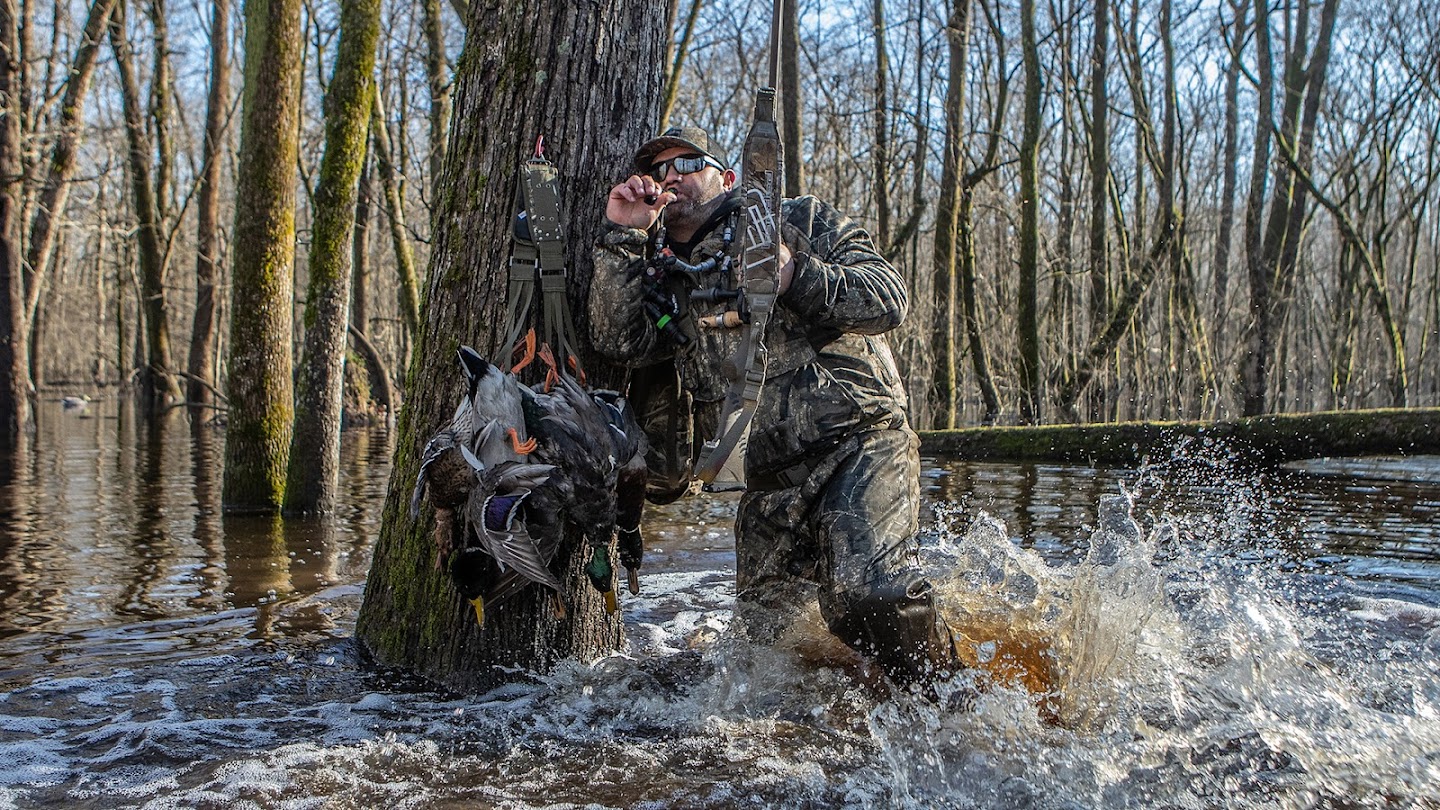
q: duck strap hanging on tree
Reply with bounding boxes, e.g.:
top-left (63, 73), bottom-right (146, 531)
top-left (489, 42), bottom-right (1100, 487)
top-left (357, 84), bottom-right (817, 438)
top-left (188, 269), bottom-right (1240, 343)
top-left (503, 137), bottom-right (585, 376)
top-left (693, 0), bottom-right (787, 491)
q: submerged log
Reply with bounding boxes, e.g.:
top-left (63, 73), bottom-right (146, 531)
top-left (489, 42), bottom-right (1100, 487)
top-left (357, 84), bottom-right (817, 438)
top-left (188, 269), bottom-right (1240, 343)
top-left (919, 408), bottom-right (1440, 466)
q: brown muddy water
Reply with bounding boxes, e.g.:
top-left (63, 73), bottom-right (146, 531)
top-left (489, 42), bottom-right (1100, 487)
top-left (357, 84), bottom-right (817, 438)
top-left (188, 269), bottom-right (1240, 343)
top-left (1, 397), bottom-right (1438, 808)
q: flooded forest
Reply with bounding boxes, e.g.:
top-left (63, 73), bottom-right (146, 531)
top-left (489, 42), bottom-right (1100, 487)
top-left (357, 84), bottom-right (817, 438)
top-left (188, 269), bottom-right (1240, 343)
top-left (1, 0), bottom-right (1439, 806)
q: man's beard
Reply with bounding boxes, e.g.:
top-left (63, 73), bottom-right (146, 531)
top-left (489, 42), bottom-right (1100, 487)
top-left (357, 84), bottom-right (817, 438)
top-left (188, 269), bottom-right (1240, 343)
top-left (663, 176), bottom-right (725, 232)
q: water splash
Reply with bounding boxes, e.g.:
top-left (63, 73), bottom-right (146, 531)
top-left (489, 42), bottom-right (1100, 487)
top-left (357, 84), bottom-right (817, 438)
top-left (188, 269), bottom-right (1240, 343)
top-left (867, 484), bottom-right (1440, 807)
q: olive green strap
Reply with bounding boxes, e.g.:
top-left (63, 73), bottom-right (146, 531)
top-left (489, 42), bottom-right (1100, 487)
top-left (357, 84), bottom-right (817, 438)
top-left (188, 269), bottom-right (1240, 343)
top-left (504, 150), bottom-right (585, 375)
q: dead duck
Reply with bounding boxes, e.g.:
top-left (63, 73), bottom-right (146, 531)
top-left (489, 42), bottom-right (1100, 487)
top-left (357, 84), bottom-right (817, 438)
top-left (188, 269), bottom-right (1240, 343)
top-left (457, 345), bottom-right (536, 462)
top-left (454, 428), bottom-right (567, 626)
top-left (520, 364), bottom-right (652, 610)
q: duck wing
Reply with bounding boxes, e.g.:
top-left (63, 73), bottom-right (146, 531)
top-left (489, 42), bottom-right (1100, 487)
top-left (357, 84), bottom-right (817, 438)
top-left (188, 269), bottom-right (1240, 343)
top-left (464, 462), bottom-right (564, 594)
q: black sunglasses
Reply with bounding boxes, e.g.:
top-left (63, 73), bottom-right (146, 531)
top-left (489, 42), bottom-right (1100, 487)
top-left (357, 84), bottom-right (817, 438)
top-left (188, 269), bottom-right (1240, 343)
top-left (648, 154), bottom-right (725, 182)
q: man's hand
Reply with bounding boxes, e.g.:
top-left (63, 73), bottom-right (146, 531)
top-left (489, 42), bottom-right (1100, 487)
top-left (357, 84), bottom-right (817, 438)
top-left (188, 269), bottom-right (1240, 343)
top-left (778, 243), bottom-right (794, 294)
top-left (606, 175), bottom-right (677, 229)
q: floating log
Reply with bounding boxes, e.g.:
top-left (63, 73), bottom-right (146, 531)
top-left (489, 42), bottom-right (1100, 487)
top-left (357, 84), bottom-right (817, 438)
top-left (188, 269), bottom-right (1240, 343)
top-left (918, 408), bottom-right (1440, 466)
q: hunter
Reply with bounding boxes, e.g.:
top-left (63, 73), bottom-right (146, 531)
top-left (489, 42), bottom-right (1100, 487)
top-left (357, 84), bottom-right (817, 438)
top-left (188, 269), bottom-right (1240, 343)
top-left (588, 125), bottom-right (955, 686)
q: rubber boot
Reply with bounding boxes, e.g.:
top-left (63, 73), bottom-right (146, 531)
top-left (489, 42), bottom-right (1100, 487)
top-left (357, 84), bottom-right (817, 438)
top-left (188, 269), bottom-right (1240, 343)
top-left (829, 572), bottom-right (957, 687)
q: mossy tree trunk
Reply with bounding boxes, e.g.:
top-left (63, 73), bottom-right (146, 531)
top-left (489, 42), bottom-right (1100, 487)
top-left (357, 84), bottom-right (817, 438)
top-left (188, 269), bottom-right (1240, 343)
top-left (355, 0), bottom-right (668, 693)
top-left (222, 0), bottom-right (304, 511)
top-left (284, 0), bottom-right (382, 514)
top-left (920, 408), bottom-right (1440, 467)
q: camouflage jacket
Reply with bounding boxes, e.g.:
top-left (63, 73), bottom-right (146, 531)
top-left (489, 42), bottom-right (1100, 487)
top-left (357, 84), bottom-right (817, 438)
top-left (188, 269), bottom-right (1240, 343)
top-left (589, 194), bottom-right (913, 499)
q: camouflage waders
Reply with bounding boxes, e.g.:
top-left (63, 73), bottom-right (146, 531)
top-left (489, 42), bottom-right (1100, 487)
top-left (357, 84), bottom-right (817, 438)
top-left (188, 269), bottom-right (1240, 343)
top-left (590, 193), bottom-right (952, 684)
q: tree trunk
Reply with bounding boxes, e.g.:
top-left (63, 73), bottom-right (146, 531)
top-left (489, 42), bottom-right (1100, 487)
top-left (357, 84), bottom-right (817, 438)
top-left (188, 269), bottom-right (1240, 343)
top-left (355, 0), bottom-right (667, 693)
top-left (930, 0), bottom-right (969, 429)
top-left (187, 0), bottom-right (228, 409)
top-left (420, 0), bottom-right (451, 194)
top-left (0, 0), bottom-right (27, 439)
top-left (223, 0), bottom-right (304, 512)
top-left (1239, 0), bottom-right (1273, 416)
top-left (780, 0), bottom-right (801, 196)
top-left (284, 0), bottom-right (381, 514)
top-left (1084, 0), bottom-right (1108, 421)
top-left (1017, 0), bottom-right (1042, 423)
top-left (351, 134), bottom-right (373, 338)
top-left (110, 0), bottom-right (182, 414)
top-left (1240, 0), bottom-right (1339, 416)
top-left (370, 93), bottom-right (420, 339)
top-left (871, 0), bottom-right (891, 250)
top-left (1212, 0), bottom-right (1245, 343)
top-left (659, 0), bottom-right (701, 132)
top-left (147, 0), bottom-right (173, 224)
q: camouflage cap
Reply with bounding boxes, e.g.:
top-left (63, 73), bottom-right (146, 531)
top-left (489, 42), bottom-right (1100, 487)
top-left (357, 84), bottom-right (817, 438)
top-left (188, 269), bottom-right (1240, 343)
top-left (634, 125), bottom-right (729, 173)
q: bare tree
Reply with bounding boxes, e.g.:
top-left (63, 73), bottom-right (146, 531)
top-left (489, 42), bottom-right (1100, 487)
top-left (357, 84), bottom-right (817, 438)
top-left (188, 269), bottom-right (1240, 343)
top-left (871, 0), bottom-right (891, 249)
top-left (22, 0), bottom-right (117, 391)
top-left (187, 0), bottom-right (229, 409)
top-left (110, 0), bottom-right (183, 412)
top-left (420, 0), bottom-right (451, 191)
top-left (370, 92), bottom-right (420, 341)
top-left (1239, 0), bottom-right (1341, 415)
top-left (660, 0), bottom-right (703, 131)
top-left (930, 0), bottom-right (974, 428)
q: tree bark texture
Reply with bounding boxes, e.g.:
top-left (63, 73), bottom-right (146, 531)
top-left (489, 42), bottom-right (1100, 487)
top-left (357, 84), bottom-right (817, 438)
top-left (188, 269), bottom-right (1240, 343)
top-left (370, 93), bottom-right (420, 338)
top-left (355, 0), bottom-right (668, 693)
top-left (187, 0), bottom-right (228, 409)
top-left (780, 0), bottom-right (801, 196)
top-left (1017, 0), bottom-right (1042, 424)
top-left (871, 0), bottom-right (891, 250)
top-left (284, 0), bottom-right (381, 514)
top-left (110, 0), bottom-right (182, 413)
top-left (0, 0), bottom-right (30, 439)
top-left (930, 0), bottom-right (971, 429)
top-left (223, 0), bottom-right (304, 511)
top-left (420, 0), bottom-right (451, 193)
top-left (920, 408), bottom-right (1440, 467)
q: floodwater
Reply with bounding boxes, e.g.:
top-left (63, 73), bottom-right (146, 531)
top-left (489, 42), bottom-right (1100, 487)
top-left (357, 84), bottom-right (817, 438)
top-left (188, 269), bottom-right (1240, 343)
top-left (1, 398), bottom-right (1438, 808)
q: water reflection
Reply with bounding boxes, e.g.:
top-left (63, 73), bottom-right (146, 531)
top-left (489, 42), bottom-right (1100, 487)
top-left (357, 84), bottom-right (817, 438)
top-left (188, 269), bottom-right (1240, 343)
top-left (0, 398), bottom-right (392, 675)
